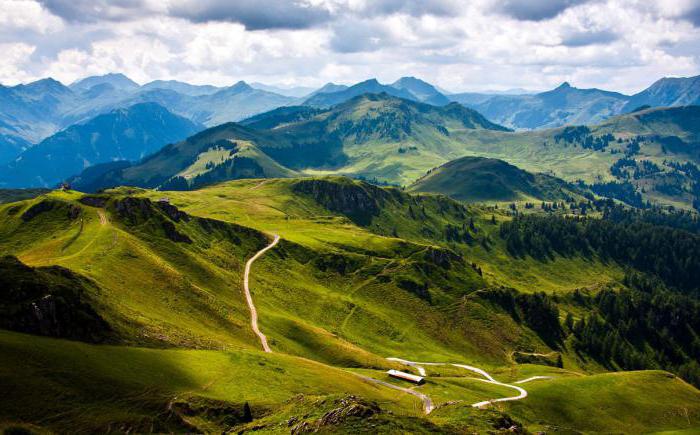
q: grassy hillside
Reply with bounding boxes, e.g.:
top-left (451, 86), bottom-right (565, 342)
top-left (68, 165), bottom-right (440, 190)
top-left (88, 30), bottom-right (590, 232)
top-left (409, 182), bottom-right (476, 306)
top-left (78, 93), bottom-right (510, 191)
top-left (409, 156), bottom-right (585, 203)
top-left (65, 93), bottom-right (700, 209)
top-left (0, 189), bottom-right (271, 350)
top-left (0, 330), bottom-right (422, 433)
top-left (1, 178), bottom-right (699, 432)
top-left (506, 370), bottom-right (700, 433)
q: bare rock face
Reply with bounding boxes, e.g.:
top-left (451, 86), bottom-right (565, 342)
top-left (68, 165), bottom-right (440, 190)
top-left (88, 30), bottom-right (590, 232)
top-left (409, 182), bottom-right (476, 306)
top-left (20, 200), bottom-right (57, 221)
top-left (112, 197), bottom-right (192, 243)
top-left (79, 195), bottom-right (108, 208)
top-left (155, 201), bottom-right (190, 222)
top-left (290, 396), bottom-right (381, 434)
top-left (318, 396), bottom-right (380, 426)
top-left (423, 246), bottom-right (462, 269)
top-left (292, 179), bottom-right (389, 225)
top-left (0, 256), bottom-right (113, 343)
top-left (113, 197), bottom-right (155, 224)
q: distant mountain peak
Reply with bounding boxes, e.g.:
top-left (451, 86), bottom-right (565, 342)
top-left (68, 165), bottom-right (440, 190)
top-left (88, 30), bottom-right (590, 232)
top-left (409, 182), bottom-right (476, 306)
top-left (70, 73), bottom-right (139, 92)
top-left (393, 76), bottom-right (425, 85)
top-left (357, 78), bottom-right (380, 86)
top-left (556, 82), bottom-right (572, 90)
top-left (230, 81), bottom-right (253, 91)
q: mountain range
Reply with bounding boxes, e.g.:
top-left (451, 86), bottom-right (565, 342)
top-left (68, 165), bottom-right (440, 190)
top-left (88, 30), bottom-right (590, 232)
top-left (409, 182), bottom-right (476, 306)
top-left (72, 93), bottom-right (507, 192)
top-left (0, 103), bottom-right (200, 188)
top-left (3, 70), bottom-right (700, 434)
top-left (60, 94), bottom-right (700, 212)
top-left (3, 72), bottom-right (700, 164)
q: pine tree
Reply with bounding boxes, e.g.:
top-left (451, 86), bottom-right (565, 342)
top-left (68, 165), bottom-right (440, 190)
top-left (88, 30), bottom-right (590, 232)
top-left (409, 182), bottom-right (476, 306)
top-left (243, 402), bottom-right (252, 422)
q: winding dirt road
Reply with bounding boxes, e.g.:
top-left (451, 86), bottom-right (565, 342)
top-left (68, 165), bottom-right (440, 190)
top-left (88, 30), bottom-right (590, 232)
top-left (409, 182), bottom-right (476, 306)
top-left (388, 358), bottom-right (543, 411)
top-left (239, 235), bottom-right (548, 413)
top-left (357, 374), bottom-right (435, 414)
top-left (243, 234), bottom-right (279, 353)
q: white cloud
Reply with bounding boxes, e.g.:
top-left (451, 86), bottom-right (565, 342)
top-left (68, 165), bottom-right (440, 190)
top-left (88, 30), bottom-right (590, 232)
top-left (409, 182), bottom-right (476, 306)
top-left (0, 42), bottom-right (37, 84)
top-left (0, 0), bottom-right (698, 93)
top-left (0, 0), bottom-right (62, 33)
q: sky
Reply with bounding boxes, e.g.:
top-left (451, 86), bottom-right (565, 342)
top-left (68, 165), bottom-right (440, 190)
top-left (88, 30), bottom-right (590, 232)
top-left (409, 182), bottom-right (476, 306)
top-left (1, 0), bottom-right (700, 93)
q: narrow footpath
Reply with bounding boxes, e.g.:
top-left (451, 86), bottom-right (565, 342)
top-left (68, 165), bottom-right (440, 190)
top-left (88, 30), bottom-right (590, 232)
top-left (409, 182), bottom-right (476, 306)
top-left (242, 234), bottom-right (280, 353)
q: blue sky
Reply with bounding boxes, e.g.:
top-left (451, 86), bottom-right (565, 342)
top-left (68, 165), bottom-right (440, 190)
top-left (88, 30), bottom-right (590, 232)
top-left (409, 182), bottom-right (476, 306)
top-left (1, 0), bottom-right (699, 93)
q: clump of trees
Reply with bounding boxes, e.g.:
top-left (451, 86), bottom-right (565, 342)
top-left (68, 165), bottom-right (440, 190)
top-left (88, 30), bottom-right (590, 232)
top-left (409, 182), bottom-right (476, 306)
top-left (499, 214), bottom-right (700, 295)
top-left (479, 287), bottom-right (563, 348)
top-left (567, 272), bottom-right (700, 387)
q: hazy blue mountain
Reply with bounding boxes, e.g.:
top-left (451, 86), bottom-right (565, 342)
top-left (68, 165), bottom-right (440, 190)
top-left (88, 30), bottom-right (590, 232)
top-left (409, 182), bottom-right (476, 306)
top-left (391, 76), bottom-right (451, 105)
top-left (308, 82), bottom-right (349, 96)
top-left (250, 83), bottom-right (316, 98)
top-left (303, 79), bottom-right (417, 107)
top-left (0, 133), bottom-right (30, 165)
top-left (141, 80), bottom-right (221, 96)
top-left (0, 78), bottom-right (76, 144)
top-left (457, 82), bottom-right (630, 130)
top-left (69, 73), bottom-right (140, 93)
top-left (0, 75), bottom-right (295, 148)
top-left (303, 78), bottom-right (453, 107)
top-left (189, 81), bottom-right (295, 126)
top-left (73, 80), bottom-right (295, 128)
top-left (623, 75), bottom-right (700, 112)
top-left (0, 103), bottom-right (201, 188)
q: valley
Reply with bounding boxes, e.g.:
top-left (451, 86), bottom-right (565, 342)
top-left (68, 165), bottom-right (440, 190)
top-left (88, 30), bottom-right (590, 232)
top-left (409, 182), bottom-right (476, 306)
top-left (2, 175), bottom-right (699, 433)
top-left (1, 53), bottom-right (700, 435)
top-left (4, 1), bottom-right (700, 432)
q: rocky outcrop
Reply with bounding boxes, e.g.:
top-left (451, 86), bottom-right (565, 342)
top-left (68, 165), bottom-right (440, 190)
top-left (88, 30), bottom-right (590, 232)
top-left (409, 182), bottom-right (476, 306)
top-left (20, 200), bottom-right (56, 221)
top-left (20, 199), bottom-right (81, 221)
top-left (0, 256), bottom-right (113, 343)
top-left (155, 201), bottom-right (190, 222)
top-left (79, 195), bottom-right (108, 208)
top-left (290, 396), bottom-right (381, 434)
top-left (423, 246), bottom-right (462, 269)
top-left (113, 197), bottom-right (155, 224)
top-left (292, 178), bottom-right (390, 226)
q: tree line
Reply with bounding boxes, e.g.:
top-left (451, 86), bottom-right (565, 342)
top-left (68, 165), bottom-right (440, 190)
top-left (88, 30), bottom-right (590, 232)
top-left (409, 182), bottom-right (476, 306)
top-left (499, 214), bottom-right (700, 295)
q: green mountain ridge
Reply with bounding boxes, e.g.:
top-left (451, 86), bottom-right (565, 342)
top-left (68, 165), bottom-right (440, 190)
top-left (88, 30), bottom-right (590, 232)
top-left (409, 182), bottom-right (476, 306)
top-left (1, 176), bottom-right (699, 432)
top-left (409, 156), bottom-right (585, 202)
top-left (71, 93), bottom-right (700, 210)
top-left (74, 93), bottom-right (509, 191)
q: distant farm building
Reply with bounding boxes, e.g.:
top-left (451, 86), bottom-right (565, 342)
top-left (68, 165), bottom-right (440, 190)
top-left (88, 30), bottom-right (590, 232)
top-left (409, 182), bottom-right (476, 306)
top-left (387, 369), bottom-right (424, 384)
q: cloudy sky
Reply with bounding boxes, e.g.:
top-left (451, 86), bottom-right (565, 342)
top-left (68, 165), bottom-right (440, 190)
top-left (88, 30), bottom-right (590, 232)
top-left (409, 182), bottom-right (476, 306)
top-left (1, 0), bottom-right (700, 93)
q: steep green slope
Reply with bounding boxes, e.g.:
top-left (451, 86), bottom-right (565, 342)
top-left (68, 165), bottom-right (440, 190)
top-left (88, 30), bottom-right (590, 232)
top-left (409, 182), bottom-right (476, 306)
top-left (0, 330), bottom-right (422, 433)
top-left (409, 156), bottom-right (585, 202)
top-left (71, 122), bottom-right (314, 192)
top-left (0, 190), bottom-right (270, 350)
top-left (76, 93), bottom-right (510, 191)
top-left (2, 178), bottom-right (700, 432)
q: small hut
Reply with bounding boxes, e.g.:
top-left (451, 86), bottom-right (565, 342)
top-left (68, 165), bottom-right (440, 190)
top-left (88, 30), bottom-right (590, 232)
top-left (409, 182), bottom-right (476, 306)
top-left (387, 369), bottom-right (424, 384)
